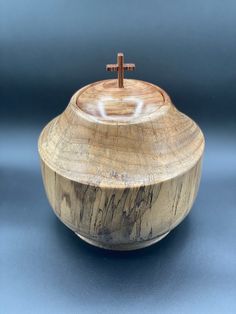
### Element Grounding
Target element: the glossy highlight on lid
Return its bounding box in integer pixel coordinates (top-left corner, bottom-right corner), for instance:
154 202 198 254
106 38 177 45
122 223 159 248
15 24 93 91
76 79 168 122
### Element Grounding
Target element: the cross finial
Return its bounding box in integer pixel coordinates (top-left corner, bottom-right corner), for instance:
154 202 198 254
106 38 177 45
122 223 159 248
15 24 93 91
106 53 135 88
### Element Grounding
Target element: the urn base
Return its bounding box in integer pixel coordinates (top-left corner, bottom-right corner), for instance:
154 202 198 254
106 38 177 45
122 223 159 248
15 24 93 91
76 231 170 251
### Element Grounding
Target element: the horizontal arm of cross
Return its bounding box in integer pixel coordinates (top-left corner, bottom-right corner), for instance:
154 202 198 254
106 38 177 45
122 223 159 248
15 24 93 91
123 63 135 71
106 63 135 72
106 64 119 72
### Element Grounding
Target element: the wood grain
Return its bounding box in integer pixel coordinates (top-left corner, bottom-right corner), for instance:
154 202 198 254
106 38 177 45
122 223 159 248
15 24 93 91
38 78 205 250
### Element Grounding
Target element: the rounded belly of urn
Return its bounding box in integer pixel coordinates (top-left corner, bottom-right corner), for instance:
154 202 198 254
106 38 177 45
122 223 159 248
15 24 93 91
38 53 204 250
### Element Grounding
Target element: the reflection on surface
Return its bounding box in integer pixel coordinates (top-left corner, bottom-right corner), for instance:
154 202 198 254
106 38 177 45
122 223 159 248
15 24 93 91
78 96 160 121
98 97 144 121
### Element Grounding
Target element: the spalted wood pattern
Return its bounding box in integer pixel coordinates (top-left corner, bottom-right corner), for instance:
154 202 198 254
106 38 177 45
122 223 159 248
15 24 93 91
41 159 202 249
38 78 204 250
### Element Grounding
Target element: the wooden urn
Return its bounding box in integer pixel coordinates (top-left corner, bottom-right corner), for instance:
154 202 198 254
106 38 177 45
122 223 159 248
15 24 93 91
38 53 205 250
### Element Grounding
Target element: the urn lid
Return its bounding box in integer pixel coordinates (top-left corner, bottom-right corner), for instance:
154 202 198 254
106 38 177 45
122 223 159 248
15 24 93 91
76 79 167 124
76 52 167 124
39 53 204 188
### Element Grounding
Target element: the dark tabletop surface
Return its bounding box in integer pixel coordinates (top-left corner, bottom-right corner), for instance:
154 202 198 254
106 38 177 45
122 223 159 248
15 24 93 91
1 124 236 314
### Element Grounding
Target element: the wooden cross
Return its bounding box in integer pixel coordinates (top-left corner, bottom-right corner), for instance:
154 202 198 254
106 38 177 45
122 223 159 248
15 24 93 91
106 53 135 88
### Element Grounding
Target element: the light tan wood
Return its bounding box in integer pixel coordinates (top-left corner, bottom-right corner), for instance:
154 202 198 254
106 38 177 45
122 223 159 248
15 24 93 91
38 78 204 250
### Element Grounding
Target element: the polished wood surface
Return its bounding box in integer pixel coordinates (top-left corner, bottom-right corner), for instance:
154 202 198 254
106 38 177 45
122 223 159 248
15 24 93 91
76 79 164 121
38 78 204 250
106 53 135 88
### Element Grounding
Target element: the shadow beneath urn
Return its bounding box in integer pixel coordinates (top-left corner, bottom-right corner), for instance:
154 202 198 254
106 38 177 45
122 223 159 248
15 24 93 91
52 212 192 299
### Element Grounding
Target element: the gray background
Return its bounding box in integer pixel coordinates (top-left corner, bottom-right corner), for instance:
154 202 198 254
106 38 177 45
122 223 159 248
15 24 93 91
1 0 236 313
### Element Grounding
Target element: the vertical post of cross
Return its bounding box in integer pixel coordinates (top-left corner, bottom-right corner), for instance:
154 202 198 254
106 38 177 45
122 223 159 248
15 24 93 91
117 52 124 88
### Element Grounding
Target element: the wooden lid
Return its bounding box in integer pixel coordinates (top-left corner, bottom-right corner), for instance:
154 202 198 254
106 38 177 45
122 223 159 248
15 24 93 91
76 79 167 123
39 78 204 188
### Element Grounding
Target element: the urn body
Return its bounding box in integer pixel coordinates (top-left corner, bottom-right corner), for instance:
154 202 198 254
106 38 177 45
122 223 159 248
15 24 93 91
39 78 204 250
